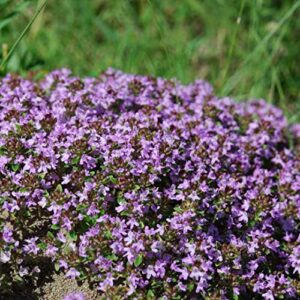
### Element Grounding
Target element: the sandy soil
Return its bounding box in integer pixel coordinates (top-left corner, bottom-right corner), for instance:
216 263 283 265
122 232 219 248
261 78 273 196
0 272 100 300
42 273 100 300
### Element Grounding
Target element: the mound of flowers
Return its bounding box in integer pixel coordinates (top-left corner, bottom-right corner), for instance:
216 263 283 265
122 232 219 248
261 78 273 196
0 69 299 299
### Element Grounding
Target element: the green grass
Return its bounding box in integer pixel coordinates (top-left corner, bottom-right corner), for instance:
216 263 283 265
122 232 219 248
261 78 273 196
0 0 300 122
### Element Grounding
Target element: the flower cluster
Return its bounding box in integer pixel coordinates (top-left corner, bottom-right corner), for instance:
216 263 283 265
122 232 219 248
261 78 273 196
0 69 299 299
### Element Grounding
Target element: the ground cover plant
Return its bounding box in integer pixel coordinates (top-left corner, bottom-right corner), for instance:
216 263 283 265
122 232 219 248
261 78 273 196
1 0 300 122
0 69 299 299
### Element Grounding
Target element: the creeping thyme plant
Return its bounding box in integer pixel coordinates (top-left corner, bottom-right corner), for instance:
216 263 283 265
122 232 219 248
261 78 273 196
0 69 299 299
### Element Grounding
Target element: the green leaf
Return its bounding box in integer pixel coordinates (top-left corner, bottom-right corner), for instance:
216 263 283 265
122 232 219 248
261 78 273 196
107 175 117 184
55 184 63 192
26 149 35 155
71 155 80 165
37 242 47 250
15 123 21 132
54 262 60 272
50 223 60 230
47 231 55 239
76 203 87 212
105 175 118 184
68 231 77 241
0 147 5 155
84 215 98 226
187 283 194 292
107 253 118 261
0 197 6 205
139 221 145 229
14 274 23 282
134 254 143 267
133 184 141 191
38 172 46 179
174 205 183 213
24 210 31 217
79 272 87 280
146 289 155 299
11 163 20 172
120 211 130 217
117 197 126 205
104 230 112 239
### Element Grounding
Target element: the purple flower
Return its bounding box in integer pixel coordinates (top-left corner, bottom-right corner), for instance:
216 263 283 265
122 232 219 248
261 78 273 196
289 245 300 274
262 290 274 300
63 292 85 300
59 259 69 269
145 265 156 279
0 251 11 263
45 244 58 257
2 226 14 243
23 237 39 255
80 154 96 170
66 268 80 279
0 69 299 299
98 273 114 291
0 156 10 173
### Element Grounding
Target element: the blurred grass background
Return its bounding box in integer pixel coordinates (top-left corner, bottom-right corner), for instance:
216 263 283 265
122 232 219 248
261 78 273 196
0 0 299 122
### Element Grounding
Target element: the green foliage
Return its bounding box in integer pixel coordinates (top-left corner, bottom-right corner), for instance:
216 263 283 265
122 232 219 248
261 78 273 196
0 0 47 72
134 254 143 267
0 0 299 121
